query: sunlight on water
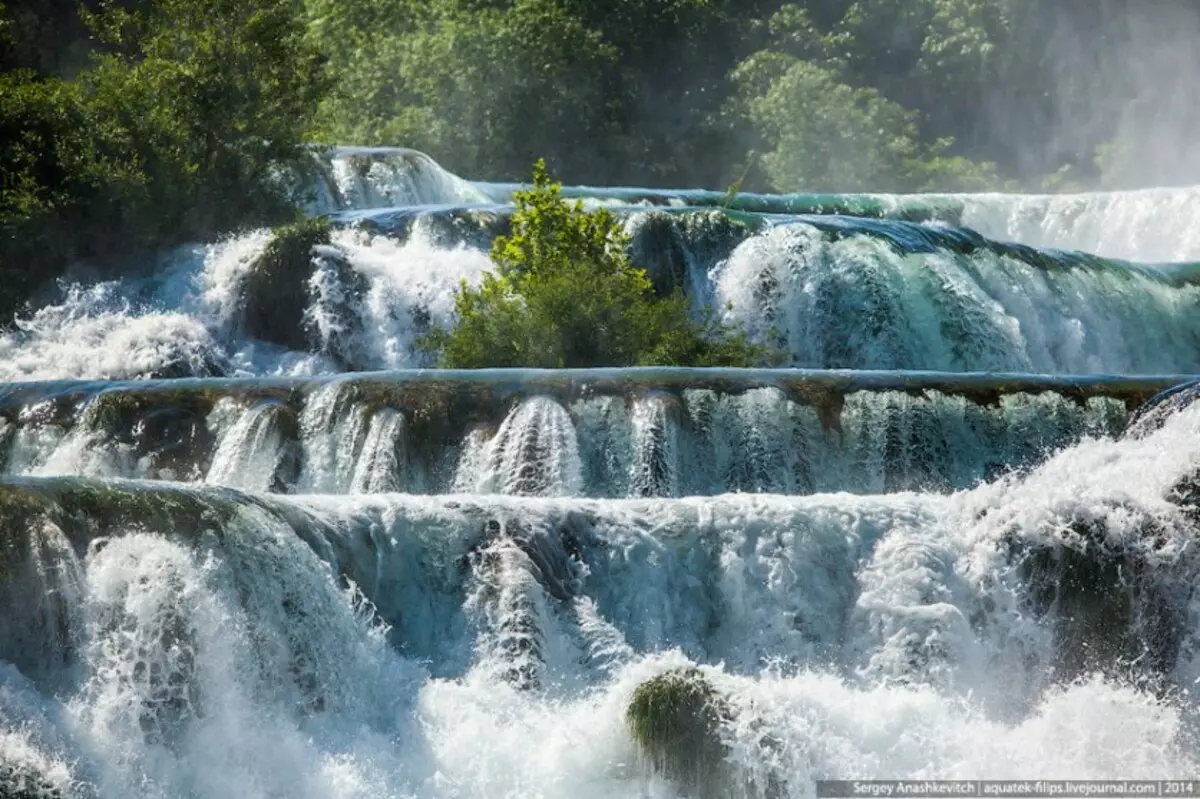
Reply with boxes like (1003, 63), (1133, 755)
(3, 147), (1200, 798)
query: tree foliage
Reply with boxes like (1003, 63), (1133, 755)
(0, 0), (328, 318)
(303, 0), (1200, 192)
(731, 54), (1005, 192)
(421, 160), (769, 368)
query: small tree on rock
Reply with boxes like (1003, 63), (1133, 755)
(421, 159), (769, 368)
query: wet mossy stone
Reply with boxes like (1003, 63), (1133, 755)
(1010, 511), (1185, 685)
(265, 400), (304, 493)
(680, 210), (758, 265)
(242, 217), (332, 350)
(627, 668), (730, 795)
(629, 212), (690, 297)
(0, 487), (49, 581)
(0, 416), (14, 474)
(78, 393), (217, 479)
(144, 351), (228, 380)
(46, 481), (240, 548)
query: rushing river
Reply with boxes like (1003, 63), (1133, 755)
(2, 149), (1199, 798)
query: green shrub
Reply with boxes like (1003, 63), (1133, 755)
(420, 160), (771, 368)
(626, 668), (730, 795)
(0, 0), (329, 322)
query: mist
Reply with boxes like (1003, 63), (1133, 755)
(979, 0), (1200, 190)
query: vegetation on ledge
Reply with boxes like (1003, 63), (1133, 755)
(0, 0), (329, 322)
(419, 160), (775, 369)
(626, 668), (730, 796)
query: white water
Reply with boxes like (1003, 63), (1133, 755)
(959, 188), (1200, 263)
(0, 221), (492, 381)
(0, 386), (1127, 496)
(0, 150), (1197, 380)
(3, 145), (1200, 798)
(3, 395), (1200, 796)
(461, 396), (585, 497)
(349, 408), (407, 494)
(713, 223), (1200, 373)
(206, 400), (297, 492)
(309, 147), (492, 213)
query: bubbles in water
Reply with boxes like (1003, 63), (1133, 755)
(207, 400), (300, 492)
(466, 397), (584, 497)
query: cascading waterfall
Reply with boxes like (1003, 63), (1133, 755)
(712, 222), (1200, 373)
(2, 395), (1200, 795)
(0, 150), (1198, 380)
(309, 147), (493, 213)
(957, 187), (1200, 263)
(0, 373), (1142, 496)
(295, 383), (373, 494)
(465, 396), (584, 497)
(628, 393), (681, 498)
(206, 400), (300, 492)
(349, 408), (408, 495)
(3, 147), (1200, 798)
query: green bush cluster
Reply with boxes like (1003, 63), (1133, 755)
(0, 0), (328, 321)
(420, 160), (772, 369)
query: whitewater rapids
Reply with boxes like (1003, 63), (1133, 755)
(0, 388), (1199, 797)
(2, 148), (1200, 798)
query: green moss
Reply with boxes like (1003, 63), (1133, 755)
(0, 486), (51, 582)
(242, 217), (333, 349)
(626, 668), (730, 795)
(51, 482), (239, 545)
(82, 391), (147, 435)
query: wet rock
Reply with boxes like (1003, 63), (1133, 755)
(626, 668), (731, 797)
(1010, 511), (1186, 686)
(629, 212), (691, 297)
(1124, 379), (1200, 439)
(240, 218), (332, 350)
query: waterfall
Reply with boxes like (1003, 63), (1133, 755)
(628, 394), (681, 498)
(349, 408), (407, 494)
(312, 147), (492, 211)
(712, 221), (1200, 373)
(0, 152), (1198, 380)
(0, 373), (1136, 495)
(1, 393), (1200, 793)
(206, 400), (299, 492)
(3, 146), (1200, 798)
(470, 396), (583, 497)
(295, 383), (371, 494)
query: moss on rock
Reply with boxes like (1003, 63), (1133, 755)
(242, 217), (332, 350)
(626, 668), (730, 795)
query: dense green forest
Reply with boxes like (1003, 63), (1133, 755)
(3, 0), (1200, 317)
